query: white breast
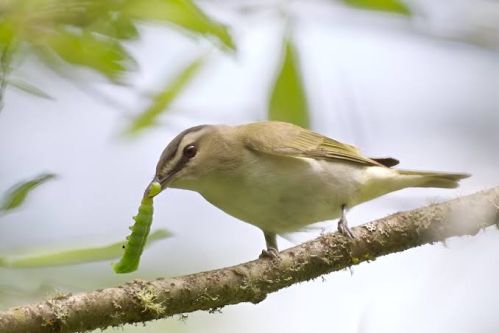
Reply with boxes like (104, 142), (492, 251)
(197, 155), (370, 234)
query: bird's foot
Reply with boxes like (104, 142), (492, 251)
(338, 204), (355, 239)
(338, 217), (354, 239)
(259, 247), (279, 259)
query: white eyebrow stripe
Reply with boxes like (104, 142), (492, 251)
(156, 125), (210, 177)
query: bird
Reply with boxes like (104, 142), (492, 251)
(151, 121), (470, 256)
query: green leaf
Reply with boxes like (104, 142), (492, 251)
(7, 77), (54, 100)
(88, 14), (140, 40)
(0, 173), (57, 213)
(125, 0), (235, 50)
(0, 18), (15, 45)
(268, 38), (310, 128)
(44, 29), (131, 80)
(0, 229), (172, 268)
(125, 55), (206, 135)
(343, 0), (411, 15)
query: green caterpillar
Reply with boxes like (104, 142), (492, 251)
(113, 182), (162, 274)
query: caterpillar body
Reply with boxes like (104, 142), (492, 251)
(113, 182), (161, 273)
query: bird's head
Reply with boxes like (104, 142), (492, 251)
(153, 124), (241, 192)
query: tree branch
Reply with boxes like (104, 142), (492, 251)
(1, 187), (498, 333)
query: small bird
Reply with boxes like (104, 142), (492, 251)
(152, 121), (469, 255)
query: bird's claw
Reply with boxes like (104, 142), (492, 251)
(259, 247), (279, 259)
(338, 218), (354, 239)
(338, 204), (355, 239)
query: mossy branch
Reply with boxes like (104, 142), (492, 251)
(1, 187), (498, 333)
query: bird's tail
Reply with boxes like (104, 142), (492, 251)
(397, 170), (471, 189)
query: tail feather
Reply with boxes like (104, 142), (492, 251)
(397, 170), (471, 189)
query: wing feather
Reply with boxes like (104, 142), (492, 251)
(241, 122), (386, 167)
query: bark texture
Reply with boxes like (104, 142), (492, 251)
(0, 187), (498, 333)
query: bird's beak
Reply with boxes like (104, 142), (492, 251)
(155, 164), (183, 190)
(157, 172), (175, 190)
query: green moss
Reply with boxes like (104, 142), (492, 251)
(136, 288), (165, 316)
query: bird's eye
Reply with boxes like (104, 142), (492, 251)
(183, 144), (197, 158)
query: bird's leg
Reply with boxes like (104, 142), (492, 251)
(337, 204), (354, 238)
(259, 231), (279, 259)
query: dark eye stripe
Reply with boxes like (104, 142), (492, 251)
(156, 125), (206, 175)
(170, 149), (191, 173)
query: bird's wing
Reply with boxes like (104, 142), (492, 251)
(242, 122), (386, 167)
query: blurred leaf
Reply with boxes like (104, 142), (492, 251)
(125, 0), (235, 50)
(0, 173), (56, 213)
(7, 77), (53, 100)
(0, 0), (234, 109)
(88, 14), (139, 40)
(343, 0), (411, 15)
(269, 38), (310, 128)
(0, 18), (15, 45)
(43, 29), (131, 80)
(125, 55), (206, 134)
(0, 229), (172, 268)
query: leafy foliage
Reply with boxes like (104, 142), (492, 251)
(0, 173), (56, 213)
(0, 0), (233, 101)
(44, 29), (132, 81)
(343, 0), (411, 15)
(0, 229), (171, 268)
(125, 55), (206, 134)
(269, 37), (310, 128)
(124, 0), (235, 50)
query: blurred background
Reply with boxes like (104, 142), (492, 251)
(0, 0), (498, 332)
